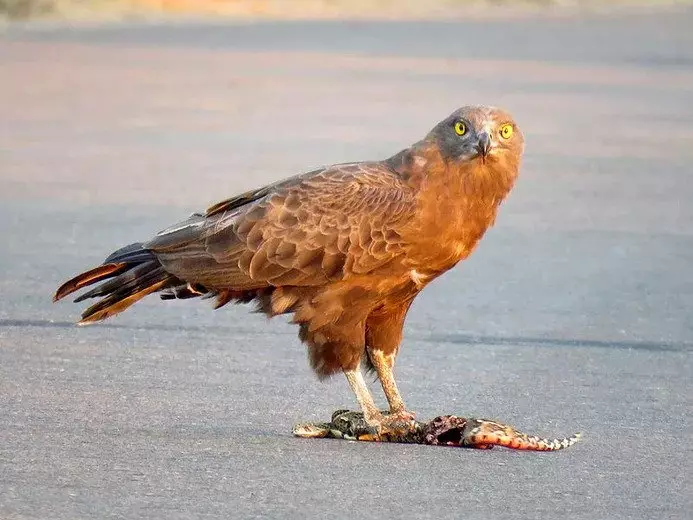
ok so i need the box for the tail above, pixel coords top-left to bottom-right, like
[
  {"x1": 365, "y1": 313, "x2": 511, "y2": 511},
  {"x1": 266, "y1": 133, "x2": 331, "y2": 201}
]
[
  {"x1": 54, "y1": 243, "x2": 178, "y2": 325},
  {"x1": 462, "y1": 419, "x2": 581, "y2": 451}
]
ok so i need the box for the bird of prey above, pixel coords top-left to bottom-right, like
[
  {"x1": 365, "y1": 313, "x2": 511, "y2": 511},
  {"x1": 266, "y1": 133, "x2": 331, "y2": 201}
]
[{"x1": 54, "y1": 105, "x2": 524, "y2": 433}]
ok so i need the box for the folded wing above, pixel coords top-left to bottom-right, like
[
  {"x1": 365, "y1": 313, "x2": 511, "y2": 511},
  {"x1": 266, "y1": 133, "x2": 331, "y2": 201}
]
[{"x1": 147, "y1": 162, "x2": 416, "y2": 292}]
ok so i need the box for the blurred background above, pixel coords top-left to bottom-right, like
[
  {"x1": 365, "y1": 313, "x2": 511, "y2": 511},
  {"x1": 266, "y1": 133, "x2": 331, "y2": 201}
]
[
  {"x1": 1, "y1": 1, "x2": 691, "y2": 519},
  {"x1": 2, "y1": 0, "x2": 692, "y2": 20}
]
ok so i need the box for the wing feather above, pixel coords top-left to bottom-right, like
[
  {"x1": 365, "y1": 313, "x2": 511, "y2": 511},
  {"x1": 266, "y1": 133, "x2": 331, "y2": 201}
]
[{"x1": 145, "y1": 162, "x2": 415, "y2": 289}]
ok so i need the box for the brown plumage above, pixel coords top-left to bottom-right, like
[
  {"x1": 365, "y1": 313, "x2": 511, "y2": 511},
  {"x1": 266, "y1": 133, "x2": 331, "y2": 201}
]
[{"x1": 54, "y1": 105, "x2": 524, "y2": 432}]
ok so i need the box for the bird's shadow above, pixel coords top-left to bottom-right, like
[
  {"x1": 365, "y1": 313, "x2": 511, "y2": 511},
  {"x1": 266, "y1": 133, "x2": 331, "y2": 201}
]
[
  {"x1": 1, "y1": 319, "x2": 688, "y2": 353},
  {"x1": 427, "y1": 332, "x2": 689, "y2": 353},
  {"x1": 0, "y1": 318, "x2": 293, "y2": 337}
]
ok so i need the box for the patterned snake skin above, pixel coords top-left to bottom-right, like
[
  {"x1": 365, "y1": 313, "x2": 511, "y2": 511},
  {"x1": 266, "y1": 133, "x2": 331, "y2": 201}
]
[{"x1": 294, "y1": 410, "x2": 581, "y2": 451}]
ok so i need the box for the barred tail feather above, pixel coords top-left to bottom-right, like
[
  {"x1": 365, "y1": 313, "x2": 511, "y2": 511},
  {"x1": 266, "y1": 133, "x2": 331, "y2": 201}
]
[{"x1": 54, "y1": 243, "x2": 178, "y2": 325}]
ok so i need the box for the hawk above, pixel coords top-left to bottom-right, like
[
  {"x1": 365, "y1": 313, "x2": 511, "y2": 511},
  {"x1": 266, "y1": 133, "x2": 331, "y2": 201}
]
[{"x1": 55, "y1": 105, "x2": 524, "y2": 433}]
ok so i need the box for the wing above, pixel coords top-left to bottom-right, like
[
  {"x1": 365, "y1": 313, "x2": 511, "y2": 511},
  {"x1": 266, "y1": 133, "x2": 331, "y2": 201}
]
[{"x1": 145, "y1": 162, "x2": 415, "y2": 290}]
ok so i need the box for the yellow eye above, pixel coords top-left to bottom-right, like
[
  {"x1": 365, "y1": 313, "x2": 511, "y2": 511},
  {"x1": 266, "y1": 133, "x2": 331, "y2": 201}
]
[
  {"x1": 454, "y1": 121, "x2": 467, "y2": 136},
  {"x1": 500, "y1": 124, "x2": 514, "y2": 139}
]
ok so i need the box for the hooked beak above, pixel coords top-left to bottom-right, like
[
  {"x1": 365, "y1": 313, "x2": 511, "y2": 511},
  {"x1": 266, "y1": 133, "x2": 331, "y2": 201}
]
[{"x1": 475, "y1": 132, "x2": 492, "y2": 159}]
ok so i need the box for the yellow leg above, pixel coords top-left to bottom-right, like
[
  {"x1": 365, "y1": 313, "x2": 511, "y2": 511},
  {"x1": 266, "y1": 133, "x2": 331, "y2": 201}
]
[
  {"x1": 343, "y1": 368, "x2": 382, "y2": 423},
  {"x1": 367, "y1": 348, "x2": 406, "y2": 414}
]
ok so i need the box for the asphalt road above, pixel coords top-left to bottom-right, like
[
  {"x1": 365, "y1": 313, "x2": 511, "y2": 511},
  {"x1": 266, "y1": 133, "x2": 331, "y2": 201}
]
[{"x1": 1, "y1": 8, "x2": 692, "y2": 520}]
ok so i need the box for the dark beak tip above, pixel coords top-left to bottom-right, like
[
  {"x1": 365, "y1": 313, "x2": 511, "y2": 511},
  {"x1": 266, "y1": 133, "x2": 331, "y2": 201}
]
[{"x1": 476, "y1": 133, "x2": 492, "y2": 157}]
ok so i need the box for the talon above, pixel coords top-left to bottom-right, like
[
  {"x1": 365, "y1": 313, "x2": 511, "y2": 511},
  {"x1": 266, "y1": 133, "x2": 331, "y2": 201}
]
[
  {"x1": 367, "y1": 410, "x2": 418, "y2": 437},
  {"x1": 389, "y1": 410, "x2": 416, "y2": 422}
]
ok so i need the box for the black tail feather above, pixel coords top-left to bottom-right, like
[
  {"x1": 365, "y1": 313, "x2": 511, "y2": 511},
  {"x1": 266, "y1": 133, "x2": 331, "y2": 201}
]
[
  {"x1": 54, "y1": 243, "x2": 178, "y2": 324},
  {"x1": 74, "y1": 260, "x2": 160, "y2": 303},
  {"x1": 159, "y1": 282, "x2": 208, "y2": 301},
  {"x1": 103, "y1": 242, "x2": 152, "y2": 264},
  {"x1": 53, "y1": 263, "x2": 129, "y2": 302}
]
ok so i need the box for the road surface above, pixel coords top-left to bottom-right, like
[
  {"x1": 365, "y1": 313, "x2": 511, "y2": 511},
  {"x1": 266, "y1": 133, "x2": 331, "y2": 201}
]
[{"x1": 1, "y1": 8, "x2": 692, "y2": 519}]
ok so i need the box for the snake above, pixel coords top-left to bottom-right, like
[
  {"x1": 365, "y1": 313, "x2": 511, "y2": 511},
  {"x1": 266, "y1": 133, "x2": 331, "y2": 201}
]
[{"x1": 294, "y1": 410, "x2": 580, "y2": 451}]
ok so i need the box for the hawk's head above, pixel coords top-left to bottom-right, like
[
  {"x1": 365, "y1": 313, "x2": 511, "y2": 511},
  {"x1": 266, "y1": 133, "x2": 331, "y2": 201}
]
[{"x1": 428, "y1": 105, "x2": 524, "y2": 167}]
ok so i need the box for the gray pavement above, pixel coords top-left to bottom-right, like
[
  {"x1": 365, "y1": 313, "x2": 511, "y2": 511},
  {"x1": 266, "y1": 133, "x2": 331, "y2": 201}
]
[{"x1": 1, "y1": 8, "x2": 692, "y2": 520}]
